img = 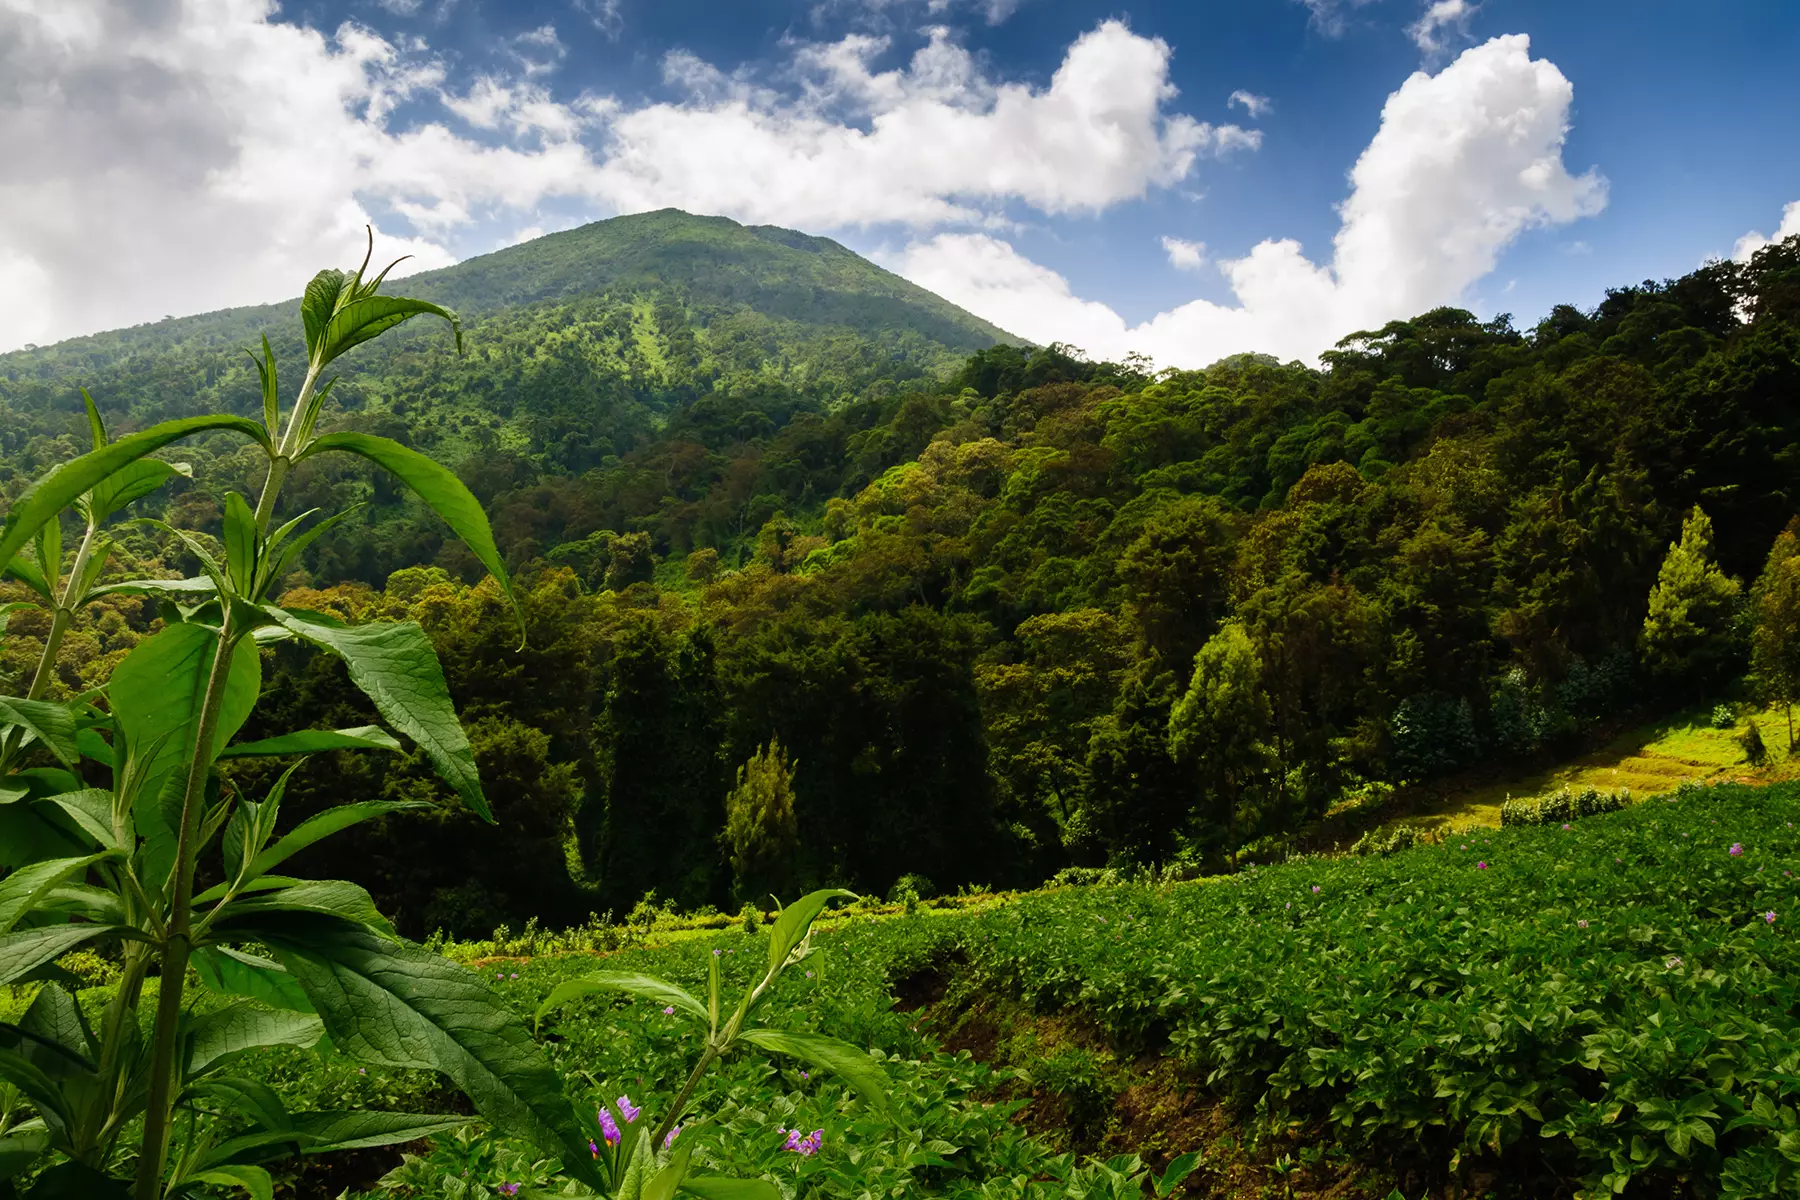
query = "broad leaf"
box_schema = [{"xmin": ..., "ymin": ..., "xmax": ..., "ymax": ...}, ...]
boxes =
[
  {"xmin": 736, "ymin": 1028, "xmax": 889, "ymax": 1112},
  {"xmin": 16, "ymin": 984, "xmax": 98, "ymax": 1069},
  {"xmin": 317, "ymin": 295, "xmax": 461, "ymax": 368},
  {"xmin": 109, "ymin": 622, "xmax": 261, "ymax": 801},
  {"xmin": 298, "ymin": 433, "xmax": 516, "ymax": 630},
  {"xmin": 0, "ymin": 698, "xmax": 79, "ymax": 770},
  {"xmin": 0, "ymin": 600, "xmax": 39, "ymax": 635},
  {"xmin": 0, "ymin": 1044, "xmax": 74, "ymax": 1141},
  {"xmin": 36, "ymin": 790, "xmax": 116, "ymax": 851},
  {"xmin": 0, "ymin": 414, "xmax": 269, "ymax": 570},
  {"xmin": 185, "ymin": 1003, "xmax": 324, "ymax": 1075},
  {"xmin": 237, "ymin": 801, "xmax": 422, "ymax": 882},
  {"xmin": 0, "ymin": 1131, "xmax": 48, "ymax": 1182},
  {"xmin": 189, "ymin": 1166, "xmax": 273, "ymax": 1200},
  {"xmin": 276, "ymin": 1109, "xmax": 475, "ymax": 1156},
  {"xmin": 1, "ymin": 555, "xmax": 50, "ymax": 601},
  {"xmin": 255, "ymin": 914, "xmax": 604, "ymax": 1189},
  {"xmin": 265, "ymin": 611, "xmax": 488, "ymax": 819},
  {"xmin": 766, "ymin": 889, "xmax": 855, "ymax": 974},
  {"xmin": 0, "ymin": 854, "xmax": 110, "ymax": 934},
  {"xmin": 223, "ymin": 492, "xmax": 258, "ymax": 595},
  {"xmin": 218, "ymin": 879, "xmax": 394, "ymax": 936},
  {"xmin": 12, "ymin": 1157, "xmax": 128, "ymax": 1199},
  {"xmin": 535, "ymin": 972, "xmax": 707, "ymax": 1031},
  {"xmin": 84, "ymin": 458, "xmax": 191, "ymax": 523},
  {"xmin": 191, "ymin": 947, "xmax": 314, "ymax": 1014},
  {"xmin": 678, "ymin": 1179, "xmax": 782, "ymax": 1200},
  {"xmin": 220, "ymin": 726, "xmax": 402, "ymax": 759},
  {"xmin": 87, "ymin": 576, "xmax": 215, "ymax": 600},
  {"xmin": 249, "ymin": 333, "xmax": 279, "ymax": 438},
  {"xmin": 0, "ymin": 924, "xmax": 128, "ymax": 986}
]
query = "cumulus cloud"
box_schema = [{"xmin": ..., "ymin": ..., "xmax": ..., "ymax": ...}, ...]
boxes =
[
  {"xmin": 1161, "ymin": 236, "xmax": 1207, "ymax": 270},
  {"xmin": 1227, "ymin": 89, "xmax": 1271, "ymax": 118},
  {"xmin": 0, "ymin": 4, "xmax": 1241, "ymax": 350},
  {"xmin": 896, "ymin": 35, "xmax": 1606, "ymax": 366},
  {"xmin": 1734, "ymin": 201, "xmax": 1800, "ymax": 261},
  {"xmin": 590, "ymin": 22, "xmax": 1255, "ymax": 228},
  {"xmin": 1409, "ymin": 0, "xmax": 1477, "ymax": 55}
]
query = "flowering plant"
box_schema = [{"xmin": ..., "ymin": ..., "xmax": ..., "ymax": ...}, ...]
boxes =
[{"xmin": 534, "ymin": 889, "xmax": 888, "ymax": 1199}]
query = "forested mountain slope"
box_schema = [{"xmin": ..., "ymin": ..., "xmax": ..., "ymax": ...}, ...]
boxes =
[{"xmin": 4, "ymin": 225, "xmax": 1799, "ymax": 939}]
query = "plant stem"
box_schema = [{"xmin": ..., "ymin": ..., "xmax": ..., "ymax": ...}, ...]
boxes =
[
  {"xmin": 133, "ymin": 607, "xmax": 239, "ymax": 1200},
  {"xmin": 134, "ymin": 361, "xmax": 313, "ymax": 1199},
  {"xmin": 651, "ymin": 1044, "xmax": 720, "ymax": 1149},
  {"xmin": 0, "ymin": 517, "xmax": 101, "ymax": 776}
]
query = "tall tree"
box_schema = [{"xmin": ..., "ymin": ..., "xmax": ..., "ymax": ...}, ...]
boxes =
[
  {"xmin": 722, "ymin": 735, "xmax": 801, "ymax": 902},
  {"xmin": 1751, "ymin": 518, "xmax": 1800, "ymax": 750},
  {"xmin": 1640, "ymin": 506, "xmax": 1743, "ymax": 689},
  {"xmin": 1168, "ymin": 621, "xmax": 1275, "ymax": 860}
]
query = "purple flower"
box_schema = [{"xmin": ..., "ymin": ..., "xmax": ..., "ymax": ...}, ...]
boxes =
[
  {"xmin": 500, "ymin": 1186, "xmax": 519, "ymax": 1197},
  {"xmin": 1767, "ymin": 911, "xmax": 1778, "ymax": 924},
  {"xmin": 781, "ymin": 1127, "xmax": 825, "ymax": 1156},
  {"xmin": 1562, "ymin": 823, "xmax": 1571, "ymax": 831},
  {"xmin": 805, "ymin": 971, "xmax": 814, "ymax": 978},
  {"xmin": 1577, "ymin": 920, "xmax": 1589, "ymax": 928},
  {"xmin": 589, "ymin": 1140, "xmax": 600, "ymax": 1157},
  {"xmin": 712, "ymin": 949, "xmax": 722, "ymax": 957},
  {"xmin": 1731, "ymin": 843, "xmax": 1744, "ymax": 856},
  {"xmin": 664, "ymin": 1125, "xmax": 682, "ymax": 1150},
  {"xmin": 597, "ymin": 1108, "xmax": 621, "ymax": 1147},
  {"xmin": 662, "ymin": 1006, "xmax": 675, "ymax": 1015},
  {"xmin": 800, "ymin": 1070, "xmax": 810, "ymax": 1080},
  {"xmin": 510, "ymin": 972, "xmax": 518, "ymax": 979},
  {"xmin": 616, "ymin": 1095, "xmax": 641, "ymax": 1124},
  {"xmin": 1476, "ymin": 862, "xmax": 1489, "ymax": 870},
  {"xmin": 1311, "ymin": 886, "xmax": 1321, "ymax": 894}
]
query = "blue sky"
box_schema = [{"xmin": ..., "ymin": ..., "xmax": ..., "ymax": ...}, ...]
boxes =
[{"xmin": 1, "ymin": 0, "xmax": 1796, "ymax": 361}]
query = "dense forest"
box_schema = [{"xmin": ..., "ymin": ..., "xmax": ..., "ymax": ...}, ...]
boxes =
[{"xmin": 5, "ymin": 211, "xmax": 1800, "ymax": 939}]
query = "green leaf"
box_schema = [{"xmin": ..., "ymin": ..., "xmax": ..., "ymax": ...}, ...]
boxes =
[
  {"xmin": 264, "ymin": 611, "xmax": 488, "ymax": 820},
  {"xmin": 0, "ymin": 698, "xmax": 79, "ymax": 770},
  {"xmin": 678, "ymin": 1178, "xmax": 781, "ymax": 1200},
  {"xmin": 300, "ymin": 268, "xmax": 355, "ymax": 363},
  {"xmin": 109, "ymin": 622, "xmax": 261, "ymax": 800},
  {"xmin": 185, "ymin": 1003, "xmax": 324, "ymax": 1075},
  {"xmin": 2, "ymin": 556, "xmax": 50, "ymax": 601},
  {"xmin": 87, "ymin": 576, "xmax": 215, "ymax": 600},
  {"xmin": 33, "ymin": 791, "xmax": 114, "ymax": 851},
  {"xmin": 766, "ymin": 889, "xmax": 855, "ymax": 975},
  {"xmin": 220, "ymin": 727, "xmax": 402, "ymax": 759},
  {"xmin": 0, "ymin": 414, "xmax": 269, "ymax": 570},
  {"xmin": 535, "ymin": 972, "xmax": 708, "ymax": 1032},
  {"xmin": 0, "ymin": 1131, "xmax": 48, "ymax": 1183},
  {"xmin": 281, "ymin": 1109, "xmax": 476, "ymax": 1155},
  {"xmin": 234, "ymin": 801, "xmax": 422, "ymax": 884},
  {"xmin": 189, "ymin": 1166, "xmax": 272, "ymax": 1200},
  {"xmin": 0, "ymin": 1044, "xmax": 74, "ymax": 1143},
  {"xmin": 1153, "ymin": 1151, "xmax": 1203, "ymax": 1198},
  {"xmin": 317, "ymin": 295, "xmax": 462, "ymax": 369},
  {"xmin": 218, "ymin": 878, "xmax": 394, "ymax": 936},
  {"xmin": 0, "ymin": 601, "xmax": 39, "ymax": 636},
  {"xmin": 255, "ymin": 914, "xmax": 603, "ymax": 1189},
  {"xmin": 249, "ymin": 334, "xmax": 279, "ymax": 439},
  {"xmin": 84, "ymin": 458, "xmax": 191, "ymax": 523},
  {"xmin": 0, "ymin": 854, "xmax": 110, "ymax": 934},
  {"xmin": 642, "ymin": 1145, "xmax": 694, "ymax": 1200},
  {"xmin": 79, "ymin": 390, "xmax": 106, "ymax": 452},
  {"xmin": 223, "ymin": 492, "xmax": 258, "ymax": 595},
  {"xmin": 736, "ymin": 1028, "xmax": 889, "ymax": 1112},
  {"xmin": 16, "ymin": 1158, "xmax": 129, "ymax": 1199},
  {"xmin": 298, "ymin": 433, "xmax": 516, "ymax": 631},
  {"xmin": 191, "ymin": 947, "xmax": 314, "ymax": 1014},
  {"xmin": 0, "ymin": 923, "xmax": 127, "ymax": 987}
]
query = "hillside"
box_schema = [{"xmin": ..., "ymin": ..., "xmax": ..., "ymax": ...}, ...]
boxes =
[{"xmin": 0, "ymin": 208, "xmax": 1014, "ymax": 493}]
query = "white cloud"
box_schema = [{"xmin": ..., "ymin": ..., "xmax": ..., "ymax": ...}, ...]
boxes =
[
  {"xmin": 0, "ymin": 5, "xmax": 1247, "ymax": 351},
  {"xmin": 1409, "ymin": 0, "xmax": 1477, "ymax": 56},
  {"xmin": 895, "ymin": 35, "xmax": 1606, "ymax": 367},
  {"xmin": 1160, "ymin": 236, "xmax": 1207, "ymax": 270},
  {"xmin": 1296, "ymin": 0, "xmax": 1380, "ymax": 36},
  {"xmin": 574, "ymin": 0, "xmax": 624, "ymax": 39},
  {"xmin": 1227, "ymin": 89, "xmax": 1271, "ymax": 118},
  {"xmin": 590, "ymin": 21, "xmax": 1256, "ymax": 229},
  {"xmin": 1734, "ymin": 201, "xmax": 1800, "ymax": 261}
]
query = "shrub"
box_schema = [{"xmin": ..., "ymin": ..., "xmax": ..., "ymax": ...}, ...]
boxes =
[
  {"xmin": 1500, "ymin": 784, "xmax": 1631, "ymax": 827},
  {"xmin": 1714, "ymin": 703, "xmax": 1739, "ymax": 729}
]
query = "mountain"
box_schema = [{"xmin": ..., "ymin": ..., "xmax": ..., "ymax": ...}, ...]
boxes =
[{"xmin": 0, "ymin": 209, "xmax": 1015, "ymax": 486}]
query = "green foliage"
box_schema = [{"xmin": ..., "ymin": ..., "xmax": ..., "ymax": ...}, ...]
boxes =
[
  {"xmin": 1641, "ymin": 507, "xmax": 1744, "ymax": 685},
  {"xmin": 1741, "ymin": 719, "xmax": 1771, "ymax": 768},
  {"xmin": 1499, "ymin": 783, "xmax": 1631, "ymax": 827},
  {"xmin": 1752, "ymin": 519, "xmax": 1800, "ymax": 750},
  {"xmin": 722, "ymin": 738, "xmax": 799, "ymax": 902}
]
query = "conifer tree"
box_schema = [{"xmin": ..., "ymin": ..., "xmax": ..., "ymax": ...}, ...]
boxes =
[
  {"xmin": 1751, "ymin": 518, "xmax": 1800, "ymax": 750},
  {"xmin": 1168, "ymin": 621, "xmax": 1275, "ymax": 859},
  {"xmin": 1640, "ymin": 507, "xmax": 1742, "ymax": 687},
  {"xmin": 723, "ymin": 735, "xmax": 800, "ymax": 900}
]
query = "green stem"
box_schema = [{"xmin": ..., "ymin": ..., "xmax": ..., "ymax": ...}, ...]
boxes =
[
  {"xmin": 133, "ymin": 360, "xmax": 316, "ymax": 1200},
  {"xmin": 133, "ymin": 609, "xmax": 239, "ymax": 1200},
  {"xmin": 650, "ymin": 1044, "xmax": 720, "ymax": 1150}
]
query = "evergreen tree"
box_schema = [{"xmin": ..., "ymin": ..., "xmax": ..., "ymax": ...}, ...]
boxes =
[
  {"xmin": 1168, "ymin": 622, "xmax": 1275, "ymax": 860},
  {"xmin": 1640, "ymin": 507, "xmax": 1742, "ymax": 687},
  {"xmin": 1751, "ymin": 518, "xmax": 1800, "ymax": 750},
  {"xmin": 722, "ymin": 736, "xmax": 800, "ymax": 902}
]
